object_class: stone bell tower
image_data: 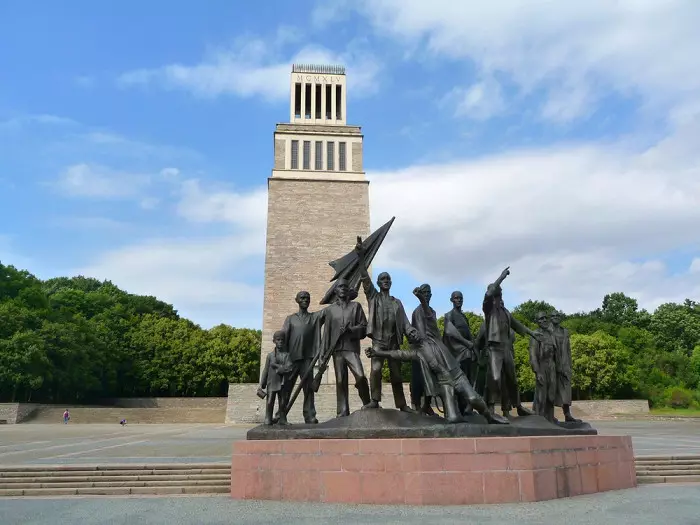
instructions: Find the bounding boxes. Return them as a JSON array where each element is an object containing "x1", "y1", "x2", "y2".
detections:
[{"x1": 260, "y1": 64, "x2": 371, "y2": 383}]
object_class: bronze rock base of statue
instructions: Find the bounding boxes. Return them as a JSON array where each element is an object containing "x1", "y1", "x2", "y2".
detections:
[{"x1": 246, "y1": 407, "x2": 596, "y2": 440}]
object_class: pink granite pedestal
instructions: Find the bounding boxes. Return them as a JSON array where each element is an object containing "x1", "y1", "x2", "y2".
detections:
[{"x1": 231, "y1": 435, "x2": 636, "y2": 505}]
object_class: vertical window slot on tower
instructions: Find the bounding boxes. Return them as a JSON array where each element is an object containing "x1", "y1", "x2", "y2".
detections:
[
  {"x1": 315, "y1": 141, "x2": 323, "y2": 170},
  {"x1": 315, "y1": 84, "x2": 322, "y2": 119},
  {"x1": 325, "y1": 85, "x2": 332, "y2": 119},
  {"x1": 294, "y1": 83, "x2": 302, "y2": 119},
  {"x1": 327, "y1": 142, "x2": 334, "y2": 171},
  {"x1": 304, "y1": 84, "x2": 312, "y2": 119},
  {"x1": 303, "y1": 141, "x2": 310, "y2": 170},
  {"x1": 291, "y1": 140, "x2": 299, "y2": 169},
  {"x1": 339, "y1": 142, "x2": 346, "y2": 171},
  {"x1": 336, "y1": 85, "x2": 342, "y2": 120}
]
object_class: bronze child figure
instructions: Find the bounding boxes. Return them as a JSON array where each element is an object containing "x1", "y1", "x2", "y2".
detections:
[{"x1": 258, "y1": 330, "x2": 294, "y2": 426}]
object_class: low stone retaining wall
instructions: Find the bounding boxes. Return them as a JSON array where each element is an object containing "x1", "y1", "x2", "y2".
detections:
[
  {"x1": 0, "y1": 403, "x2": 39, "y2": 424},
  {"x1": 226, "y1": 384, "x2": 649, "y2": 424}
]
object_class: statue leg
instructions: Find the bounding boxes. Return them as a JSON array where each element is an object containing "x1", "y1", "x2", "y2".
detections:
[
  {"x1": 278, "y1": 360, "x2": 301, "y2": 422},
  {"x1": 454, "y1": 374, "x2": 509, "y2": 424},
  {"x1": 345, "y1": 351, "x2": 371, "y2": 407},
  {"x1": 388, "y1": 357, "x2": 411, "y2": 411},
  {"x1": 486, "y1": 345, "x2": 504, "y2": 412},
  {"x1": 301, "y1": 358, "x2": 317, "y2": 424},
  {"x1": 264, "y1": 392, "x2": 276, "y2": 425},
  {"x1": 333, "y1": 352, "x2": 350, "y2": 417},
  {"x1": 277, "y1": 389, "x2": 289, "y2": 425},
  {"x1": 458, "y1": 360, "x2": 472, "y2": 414},
  {"x1": 367, "y1": 353, "x2": 384, "y2": 408},
  {"x1": 410, "y1": 360, "x2": 423, "y2": 409},
  {"x1": 440, "y1": 384, "x2": 461, "y2": 423},
  {"x1": 503, "y1": 347, "x2": 533, "y2": 416}
]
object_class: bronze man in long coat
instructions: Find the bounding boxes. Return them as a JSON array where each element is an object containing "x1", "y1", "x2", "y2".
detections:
[
  {"x1": 356, "y1": 241, "x2": 414, "y2": 412},
  {"x1": 319, "y1": 278, "x2": 371, "y2": 417},
  {"x1": 280, "y1": 291, "x2": 325, "y2": 424},
  {"x1": 482, "y1": 267, "x2": 539, "y2": 417},
  {"x1": 551, "y1": 311, "x2": 580, "y2": 422}
]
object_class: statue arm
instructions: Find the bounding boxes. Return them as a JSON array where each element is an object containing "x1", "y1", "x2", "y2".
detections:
[
  {"x1": 528, "y1": 337, "x2": 540, "y2": 379},
  {"x1": 360, "y1": 273, "x2": 378, "y2": 302},
  {"x1": 444, "y1": 316, "x2": 474, "y2": 348},
  {"x1": 511, "y1": 314, "x2": 536, "y2": 338},
  {"x1": 412, "y1": 309, "x2": 427, "y2": 340},
  {"x1": 348, "y1": 304, "x2": 368, "y2": 339},
  {"x1": 372, "y1": 348, "x2": 419, "y2": 361},
  {"x1": 259, "y1": 354, "x2": 271, "y2": 389}
]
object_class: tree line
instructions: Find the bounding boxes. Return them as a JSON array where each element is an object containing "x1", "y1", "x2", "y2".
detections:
[
  {"x1": 0, "y1": 262, "x2": 260, "y2": 403},
  {"x1": 2, "y1": 260, "x2": 699, "y2": 408}
]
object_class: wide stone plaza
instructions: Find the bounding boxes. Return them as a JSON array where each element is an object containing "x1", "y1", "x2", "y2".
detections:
[
  {"x1": 1, "y1": 420, "x2": 699, "y2": 466},
  {"x1": 0, "y1": 420, "x2": 698, "y2": 524}
]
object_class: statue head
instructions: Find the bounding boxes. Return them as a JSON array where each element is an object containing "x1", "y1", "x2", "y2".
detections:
[
  {"x1": 450, "y1": 290, "x2": 463, "y2": 309},
  {"x1": 413, "y1": 283, "x2": 432, "y2": 304},
  {"x1": 535, "y1": 311, "x2": 549, "y2": 330},
  {"x1": 272, "y1": 330, "x2": 286, "y2": 351},
  {"x1": 295, "y1": 291, "x2": 311, "y2": 310},
  {"x1": 550, "y1": 311, "x2": 562, "y2": 326},
  {"x1": 335, "y1": 278, "x2": 350, "y2": 300},
  {"x1": 406, "y1": 326, "x2": 422, "y2": 345},
  {"x1": 376, "y1": 271, "x2": 392, "y2": 292}
]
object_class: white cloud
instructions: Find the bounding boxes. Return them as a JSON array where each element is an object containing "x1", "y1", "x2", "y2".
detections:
[
  {"x1": 77, "y1": 233, "x2": 265, "y2": 328},
  {"x1": 367, "y1": 120, "x2": 700, "y2": 313},
  {"x1": 0, "y1": 114, "x2": 79, "y2": 129},
  {"x1": 333, "y1": 0, "x2": 700, "y2": 123},
  {"x1": 443, "y1": 77, "x2": 505, "y2": 120},
  {"x1": 75, "y1": 179, "x2": 268, "y2": 328},
  {"x1": 117, "y1": 33, "x2": 381, "y2": 101},
  {"x1": 51, "y1": 216, "x2": 128, "y2": 231},
  {"x1": 55, "y1": 163, "x2": 151, "y2": 199},
  {"x1": 175, "y1": 179, "x2": 267, "y2": 230}
]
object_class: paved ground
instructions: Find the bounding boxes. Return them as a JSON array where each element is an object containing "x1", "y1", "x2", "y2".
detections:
[
  {"x1": 0, "y1": 484, "x2": 698, "y2": 524},
  {"x1": 595, "y1": 419, "x2": 700, "y2": 456},
  {"x1": 0, "y1": 424, "x2": 248, "y2": 465},
  {"x1": 1, "y1": 419, "x2": 699, "y2": 465}
]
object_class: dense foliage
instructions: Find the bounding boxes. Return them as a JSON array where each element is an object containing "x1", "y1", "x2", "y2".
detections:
[
  {"x1": 2, "y1": 260, "x2": 699, "y2": 409},
  {"x1": 0, "y1": 262, "x2": 260, "y2": 403}
]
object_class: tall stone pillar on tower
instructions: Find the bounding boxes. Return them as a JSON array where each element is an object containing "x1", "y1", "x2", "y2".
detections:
[{"x1": 261, "y1": 64, "x2": 371, "y2": 384}]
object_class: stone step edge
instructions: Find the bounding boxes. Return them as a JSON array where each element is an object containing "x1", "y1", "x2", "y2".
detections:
[
  {"x1": 635, "y1": 455, "x2": 700, "y2": 461},
  {"x1": 636, "y1": 470, "x2": 700, "y2": 476},
  {"x1": 0, "y1": 486, "x2": 230, "y2": 497},
  {"x1": 0, "y1": 463, "x2": 231, "y2": 472},
  {"x1": 0, "y1": 470, "x2": 230, "y2": 478},
  {"x1": 637, "y1": 475, "x2": 700, "y2": 484},
  {"x1": 0, "y1": 480, "x2": 231, "y2": 490},
  {"x1": 0, "y1": 475, "x2": 231, "y2": 483}
]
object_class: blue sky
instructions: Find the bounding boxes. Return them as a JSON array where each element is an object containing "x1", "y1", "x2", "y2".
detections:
[{"x1": 1, "y1": 1, "x2": 699, "y2": 329}]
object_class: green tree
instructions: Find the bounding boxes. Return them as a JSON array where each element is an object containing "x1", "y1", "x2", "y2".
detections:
[{"x1": 570, "y1": 331, "x2": 637, "y2": 399}]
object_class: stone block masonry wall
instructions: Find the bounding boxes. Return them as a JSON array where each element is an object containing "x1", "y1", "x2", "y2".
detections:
[
  {"x1": 261, "y1": 177, "x2": 371, "y2": 384},
  {"x1": 351, "y1": 142, "x2": 363, "y2": 172},
  {"x1": 274, "y1": 139, "x2": 285, "y2": 169},
  {"x1": 0, "y1": 403, "x2": 39, "y2": 423}
]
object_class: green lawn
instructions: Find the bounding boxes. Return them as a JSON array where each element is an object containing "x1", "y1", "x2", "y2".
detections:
[{"x1": 650, "y1": 407, "x2": 700, "y2": 417}]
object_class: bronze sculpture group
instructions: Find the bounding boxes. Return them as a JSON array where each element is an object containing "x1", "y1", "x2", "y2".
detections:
[{"x1": 257, "y1": 221, "x2": 579, "y2": 427}]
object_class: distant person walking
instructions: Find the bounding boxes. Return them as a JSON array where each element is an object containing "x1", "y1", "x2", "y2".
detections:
[{"x1": 63, "y1": 410, "x2": 70, "y2": 424}]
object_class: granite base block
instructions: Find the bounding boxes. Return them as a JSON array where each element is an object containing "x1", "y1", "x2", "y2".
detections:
[{"x1": 231, "y1": 434, "x2": 636, "y2": 505}]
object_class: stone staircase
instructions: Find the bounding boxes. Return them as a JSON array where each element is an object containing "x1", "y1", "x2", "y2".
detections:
[
  {"x1": 0, "y1": 463, "x2": 231, "y2": 497},
  {"x1": 635, "y1": 455, "x2": 700, "y2": 484},
  {"x1": 24, "y1": 406, "x2": 225, "y2": 424}
]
